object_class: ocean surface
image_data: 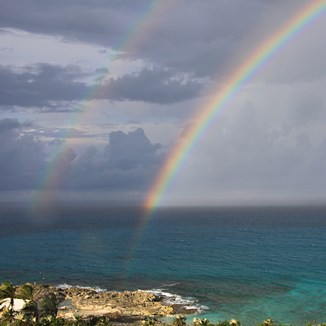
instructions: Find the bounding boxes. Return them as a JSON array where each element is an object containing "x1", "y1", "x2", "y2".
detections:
[{"x1": 0, "y1": 204, "x2": 326, "y2": 325}]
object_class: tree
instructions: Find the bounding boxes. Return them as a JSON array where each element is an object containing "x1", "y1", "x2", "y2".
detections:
[
  {"x1": 193, "y1": 318, "x2": 214, "y2": 326},
  {"x1": 39, "y1": 293, "x2": 58, "y2": 319},
  {"x1": 0, "y1": 281, "x2": 16, "y2": 323},
  {"x1": 173, "y1": 315, "x2": 187, "y2": 326},
  {"x1": 16, "y1": 283, "x2": 39, "y2": 323}
]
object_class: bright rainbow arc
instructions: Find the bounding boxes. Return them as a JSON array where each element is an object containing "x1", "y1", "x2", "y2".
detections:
[
  {"x1": 30, "y1": 0, "x2": 178, "y2": 213},
  {"x1": 144, "y1": 1, "x2": 326, "y2": 216}
]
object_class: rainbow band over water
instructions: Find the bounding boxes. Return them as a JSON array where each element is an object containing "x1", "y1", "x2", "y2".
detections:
[
  {"x1": 31, "y1": 0, "x2": 179, "y2": 213},
  {"x1": 144, "y1": 1, "x2": 326, "y2": 215}
]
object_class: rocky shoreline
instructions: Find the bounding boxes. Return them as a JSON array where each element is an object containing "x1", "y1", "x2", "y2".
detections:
[
  {"x1": 2, "y1": 282, "x2": 326, "y2": 325},
  {"x1": 1, "y1": 283, "x2": 198, "y2": 324},
  {"x1": 59, "y1": 286, "x2": 175, "y2": 320}
]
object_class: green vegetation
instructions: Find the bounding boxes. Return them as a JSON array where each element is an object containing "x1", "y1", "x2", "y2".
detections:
[
  {"x1": 1, "y1": 282, "x2": 326, "y2": 326},
  {"x1": 193, "y1": 317, "x2": 215, "y2": 326},
  {"x1": 173, "y1": 315, "x2": 187, "y2": 326},
  {"x1": 142, "y1": 316, "x2": 158, "y2": 326},
  {"x1": 0, "y1": 316, "x2": 112, "y2": 326},
  {"x1": 0, "y1": 281, "x2": 16, "y2": 323}
]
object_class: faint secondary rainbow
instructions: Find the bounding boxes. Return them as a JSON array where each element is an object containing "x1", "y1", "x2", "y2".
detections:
[
  {"x1": 144, "y1": 1, "x2": 326, "y2": 216},
  {"x1": 30, "y1": 0, "x2": 178, "y2": 213}
]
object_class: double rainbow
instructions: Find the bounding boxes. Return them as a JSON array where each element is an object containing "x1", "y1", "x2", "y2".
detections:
[
  {"x1": 144, "y1": 1, "x2": 326, "y2": 216},
  {"x1": 31, "y1": 0, "x2": 178, "y2": 212},
  {"x1": 31, "y1": 1, "x2": 326, "y2": 217}
]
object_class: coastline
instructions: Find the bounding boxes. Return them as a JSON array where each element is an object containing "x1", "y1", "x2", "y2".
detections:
[
  {"x1": 1, "y1": 282, "x2": 326, "y2": 325},
  {"x1": 1, "y1": 208, "x2": 326, "y2": 325},
  {"x1": 0, "y1": 282, "x2": 201, "y2": 325}
]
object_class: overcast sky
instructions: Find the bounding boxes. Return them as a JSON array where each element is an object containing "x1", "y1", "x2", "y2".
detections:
[{"x1": 0, "y1": 0, "x2": 326, "y2": 207}]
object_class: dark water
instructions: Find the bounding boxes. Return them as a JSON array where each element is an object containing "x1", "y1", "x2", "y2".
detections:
[{"x1": 0, "y1": 205, "x2": 326, "y2": 325}]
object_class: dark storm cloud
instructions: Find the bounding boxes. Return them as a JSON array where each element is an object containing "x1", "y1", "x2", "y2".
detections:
[
  {"x1": 0, "y1": 64, "x2": 88, "y2": 108},
  {"x1": 2, "y1": 0, "x2": 320, "y2": 85},
  {"x1": 0, "y1": 120, "x2": 163, "y2": 192},
  {"x1": 0, "y1": 64, "x2": 201, "y2": 108},
  {"x1": 99, "y1": 68, "x2": 202, "y2": 104},
  {"x1": 0, "y1": 118, "x2": 21, "y2": 131},
  {"x1": 66, "y1": 128, "x2": 164, "y2": 190},
  {"x1": 131, "y1": 0, "x2": 269, "y2": 78},
  {"x1": 0, "y1": 0, "x2": 272, "y2": 78},
  {"x1": 0, "y1": 119, "x2": 46, "y2": 190},
  {"x1": 1, "y1": 0, "x2": 325, "y2": 204},
  {"x1": 0, "y1": 0, "x2": 147, "y2": 47}
]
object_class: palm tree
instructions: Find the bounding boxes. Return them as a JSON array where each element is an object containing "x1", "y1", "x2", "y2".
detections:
[
  {"x1": 142, "y1": 316, "x2": 157, "y2": 326},
  {"x1": 16, "y1": 283, "x2": 34, "y2": 301},
  {"x1": 39, "y1": 293, "x2": 58, "y2": 320},
  {"x1": 16, "y1": 283, "x2": 39, "y2": 323},
  {"x1": 193, "y1": 318, "x2": 214, "y2": 326},
  {"x1": 0, "y1": 281, "x2": 16, "y2": 323},
  {"x1": 173, "y1": 315, "x2": 187, "y2": 326}
]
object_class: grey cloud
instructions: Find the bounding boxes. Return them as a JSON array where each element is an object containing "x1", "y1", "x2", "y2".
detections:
[
  {"x1": 0, "y1": 1, "x2": 146, "y2": 47},
  {"x1": 40, "y1": 147, "x2": 78, "y2": 190},
  {"x1": 66, "y1": 128, "x2": 164, "y2": 190},
  {"x1": 0, "y1": 118, "x2": 21, "y2": 131},
  {"x1": 0, "y1": 64, "x2": 201, "y2": 109},
  {"x1": 0, "y1": 64, "x2": 88, "y2": 108},
  {"x1": 0, "y1": 47, "x2": 13, "y2": 52},
  {"x1": 0, "y1": 120, "x2": 164, "y2": 192},
  {"x1": 1, "y1": 0, "x2": 325, "y2": 204},
  {"x1": 28, "y1": 127, "x2": 104, "y2": 140},
  {"x1": 99, "y1": 68, "x2": 202, "y2": 104},
  {"x1": 0, "y1": 118, "x2": 46, "y2": 190},
  {"x1": 0, "y1": 117, "x2": 34, "y2": 133},
  {"x1": 289, "y1": 96, "x2": 325, "y2": 127},
  {"x1": 47, "y1": 138, "x2": 65, "y2": 147},
  {"x1": 115, "y1": 0, "x2": 272, "y2": 78},
  {"x1": 0, "y1": 0, "x2": 282, "y2": 78},
  {"x1": 168, "y1": 103, "x2": 326, "y2": 204},
  {"x1": 2, "y1": 0, "x2": 322, "y2": 85},
  {"x1": 105, "y1": 128, "x2": 161, "y2": 169}
]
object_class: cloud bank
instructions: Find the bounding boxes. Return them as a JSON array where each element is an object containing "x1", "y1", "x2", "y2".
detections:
[
  {"x1": 0, "y1": 1, "x2": 325, "y2": 205},
  {"x1": 0, "y1": 119, "x2": 164, "y2": 194}
]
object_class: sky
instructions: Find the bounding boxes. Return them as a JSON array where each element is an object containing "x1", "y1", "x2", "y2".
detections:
[{"x1": 0, "y1": 0, "x2": 326, "y2": 207}]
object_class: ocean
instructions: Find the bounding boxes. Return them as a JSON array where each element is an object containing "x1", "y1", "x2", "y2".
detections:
[{"x1": 0, "y1": 204, "x2": 325, "y2": 325}]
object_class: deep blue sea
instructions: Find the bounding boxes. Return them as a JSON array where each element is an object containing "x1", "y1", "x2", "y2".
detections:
[{"x1": 0, "y1": 204, "x2": 326, "y2": 325}]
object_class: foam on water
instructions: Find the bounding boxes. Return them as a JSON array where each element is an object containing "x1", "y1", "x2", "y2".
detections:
[
  {"x1": 1, "y1": 207, "x2": 325, "y2": 325},
  {"x1": 57, "y1": 283, "x2": 106, "y2": 293},
  {"x1": 146, "y1": 288, "x2": 208, "y2": 313}
]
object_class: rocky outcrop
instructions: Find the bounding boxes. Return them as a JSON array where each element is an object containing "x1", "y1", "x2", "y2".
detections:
[
  {"x1": 16, "y1": 283, "x2": 65, "y2": 303},
  {"x1": 3, "y1": 283, "x2": 180, "y2": 323},
  {"x1": 59, "y1": 287, "x2": 175, "y2": 321}
]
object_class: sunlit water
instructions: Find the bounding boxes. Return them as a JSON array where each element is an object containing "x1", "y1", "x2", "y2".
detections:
[{"x1": 1, "y1": 206, "x2": 325, "y2": 325}]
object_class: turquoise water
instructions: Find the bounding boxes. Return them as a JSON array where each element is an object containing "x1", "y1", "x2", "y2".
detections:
[{"x1": 0, "y1": 206, "x2": 325, "y2": 325}]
